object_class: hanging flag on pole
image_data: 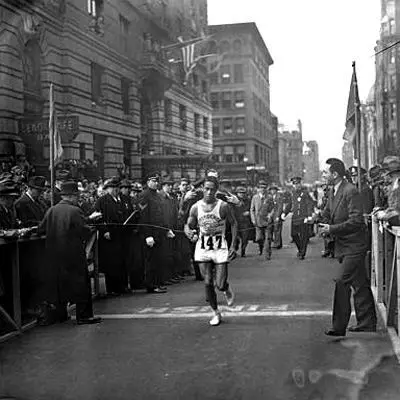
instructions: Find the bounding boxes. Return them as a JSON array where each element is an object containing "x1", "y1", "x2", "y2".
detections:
[
  {"x1": 49, "y1": 83, "x2": 63, "y2": 165},
  {"x1": 343, "y1": 63, "x2": 360, "y2": 159},
  {"x1": 181, "y1": 41, "x2": 196, "y2": 74}
]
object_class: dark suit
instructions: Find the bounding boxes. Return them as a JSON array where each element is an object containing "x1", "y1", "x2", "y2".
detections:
[
  {"x1": 290, "y1": 189, "x2": 314, "y2": 258},
  {"x1": 138, "y1": 188, "x2": 165, "y2": 290},
  {"x1": 270, "y1": 193, "x2": 284, "y2": 248},
  {"x1": 320, "y1": 180, "x2": 376, "y2": 332},
  {"x1": 95, "y1": 194, "x2": 126, "y2": 293},
  {"x1": 15, "y1": 193, "x2": 47, "y2": 227}
]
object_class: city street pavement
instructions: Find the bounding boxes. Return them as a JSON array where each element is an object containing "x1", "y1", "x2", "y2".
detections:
[{"x1": 1, "y1": 221, "x2": 400, "y2": 400}]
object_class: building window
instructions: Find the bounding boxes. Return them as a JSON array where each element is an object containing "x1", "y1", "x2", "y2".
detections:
[
  {"x1": 220, "y1": 65, "x2": 231, "y2": 84},
  {"x1": 201, "y1": 80, "x2": 208, "y2": 98},
  {"x1": 88, "y1": 0, "x2": 103, "y2": 16},
  {"x1": 234, "y1": 91, "x2": 245, "y2": 108},
  {"x1": 223, "y1": 118, "x2": 233, "y2": 135},
  {"x1": 390, "y1": 74, "x2": 396, "y2": 90},
  {"x1": 390, "y1": 102, "x2": 397, "y2": 120},
  {"x1": 179, "y1": 104, "x2": 187, "y2": 130},
  {"x1": 225, "y1": 154, "x2": 233, "y2": 163},
  {"x1": 164, "y1": 98, "x2": 172, "y2": 127},
  {"x1": 253, "y1": 94, "x2": 258, "y2": 114},
  {"x1": 193, "y1": 73, "x2": 199, "y2": 88},
  {"x1": 209, "y1": 41, "x2": 217, "y2": 54},
  {"x1": 119, "y1": 14, "x2": 130, "y2": 52},
  {"x1": 121, "y1": 78, "x2": 130, "y2": 115},
  {"x1": 235, "y1": 117, "x2": 245, "y2": 134},
  {"x1": 91, "y1": 62, "x2": 104, "y2": 104},
  {"x1": 220, "y1": 40, "x2": 231, "y2": 54},
  {"x1": 210, "y1": 72, "x2": 218, "y2": 85},
  {"x1": 123, "y1": 139, "x2": 132, "y2": 168},
  {"x1": 79, "y1": 143, "x2": 86, "y2": 160},
  {"x1": 222, "y1": 92, "x2": 232, "y2": 109},
  {"x1": 211, "y1": 92, "x2": 219, "y2": 109},
  {"x1": 203, "y1": 116, "x2": 209, "y2": 139},
  {"x1": 234, "y1": 64, "x2": 244, "y2": 83},
  {"x1": 194, "y1": 113, "x2": 200, "y2": 136},
  {"x1": 233, "y1": 39, "x2": 242, "y2": 53},
  {"x1": 212, "y1": 119, "x2": 220, "y2": 137}
]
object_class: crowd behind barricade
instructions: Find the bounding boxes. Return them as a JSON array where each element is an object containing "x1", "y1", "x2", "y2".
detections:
[{"x1": 1, "y1": 155, "x2": 400, "y2": 329}]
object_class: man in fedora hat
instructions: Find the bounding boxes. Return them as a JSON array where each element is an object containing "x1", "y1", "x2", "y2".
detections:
[
  {"x1": 0, "y1": 177, "x2": 20, "y2": 230},
  {"x1": 234, "y1": 186, "x2": 252, "y2": 257},
  {"x1": 38, "y1": 181, "x2": 102, "y2": 325},
  {"x1": 95, "y1": 176, "x2": 126, "y2": 295},
  {"x1": 15, "y1": 176, "x2": 48, "y2": 228}
]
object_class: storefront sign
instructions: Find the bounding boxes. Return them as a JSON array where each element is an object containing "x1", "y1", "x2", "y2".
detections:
[{"x1": 18, "y1": 115, "x2": 79, "y2": 143}]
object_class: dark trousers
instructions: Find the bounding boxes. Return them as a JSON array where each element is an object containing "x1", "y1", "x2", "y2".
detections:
[
  {"x1": 235, "y1": 226, "x2": 250, "y2": 256},
  {"x1": 273, "y1": 220, "x2": 283, "y2": 248},
  {"x1": 143, "y1": 240, "x2": 163, "y2": 289},
  {"x1": 129, "y1": 233, "x2": 145, "y2": 289},
  {"x1": 332, "y1": 253, "x2": 377, "y2": 332},
  {"x1": 291, "y1": 223, "x2": 309, "y2": 257},
  {"x1": 256, "y1": 226, "x2": 273, "y2": 257}
]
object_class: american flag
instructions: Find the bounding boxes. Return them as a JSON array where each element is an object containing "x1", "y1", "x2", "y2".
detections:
[
  {"x1": 49, "y1": 83, "x2": 63, "y2": 165},
  {"x1": 343, "y1": 66, "x2": 360, "y2": 159},
  {"x1": 181, "y1": 42, "x2": 196, "y2": 74}
]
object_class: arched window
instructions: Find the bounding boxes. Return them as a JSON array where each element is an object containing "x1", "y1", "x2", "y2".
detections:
[
  {"x1": 209, "y1": 40, "x2": 217, "y2": 54},
  {"x1": 220, "y1": 40, "x2": 230, "y2": 54},
  {"x1": 233, "y1": 39, "x2": 242, "y2": 53},
  {"x1": 23, "y1": 39, "x2": 42, "y2": 96}
]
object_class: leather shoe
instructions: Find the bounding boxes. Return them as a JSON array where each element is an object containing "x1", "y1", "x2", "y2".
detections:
[
  {"x1": 77, "y1": 317, "x2": 102, "y2": 325},
  {"x1": 324, "y1": 329, "x2": 346, "y2": 337},
  {"x1": 348, "y1": 325, "x2": 376, "y2": 333}
]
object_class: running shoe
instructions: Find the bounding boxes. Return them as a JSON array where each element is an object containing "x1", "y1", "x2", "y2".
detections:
[
  {"x1": 224, "y1": 287, "x2": 235, "y2": 307},
  {"x1": 209, "y1": 312, "x2": 221, "y2": 326}
]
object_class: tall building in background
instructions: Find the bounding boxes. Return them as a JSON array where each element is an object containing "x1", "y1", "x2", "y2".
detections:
[
  {"x1": 374, "y1": 0, "x2": 400, "y2": 162},
  {"x1": 303, "y1": 141, "x2": 320, "y2": 184},
  {"x1": 0, "y1": 0, "x2": 212, "y2": 179},
  {"x1": 278, "y1": 120, "x2": 303, "y2": 183},
  {"x1": 208, "y1": 22, "x2": 275, "y2": 185}
]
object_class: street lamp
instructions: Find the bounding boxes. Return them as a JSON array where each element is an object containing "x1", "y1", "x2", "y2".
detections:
[{"x1": 243, "y1": 156, "x2": 249, "y2": 187}]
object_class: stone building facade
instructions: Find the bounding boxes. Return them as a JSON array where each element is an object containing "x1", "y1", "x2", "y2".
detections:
[
  {"x1": 302, "y1": 140, "x2": 320, "y2": 185},
  {"x1": 0, "y1": 0, "x2": 212, "y2": 180},
  {"x1": 373, "y1": 0, "x2": 400, "y2": 162},
  {"x1": 278, "y1": 120, "x2": 304, "y2": 183},
  {"x1": 207, "y1": 22, "x2": 275, "y2": 185}
]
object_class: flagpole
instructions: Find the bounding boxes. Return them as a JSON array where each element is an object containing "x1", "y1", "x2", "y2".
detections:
[
  {"x1": 49, "y1": 84, "x2": 55, "y2": 206},
  {"x1": 352, "y1": 61, "x2": 362, "y2": 193}
]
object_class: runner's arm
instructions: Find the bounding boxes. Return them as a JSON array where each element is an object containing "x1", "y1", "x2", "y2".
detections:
[{"x1": 184, "y1": 203, "x2": 198, "y2": 240}]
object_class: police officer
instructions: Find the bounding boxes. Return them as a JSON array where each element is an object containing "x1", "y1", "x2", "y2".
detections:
[{"x1": 289, "y1": 177, "x2": 314, "y2": 260}]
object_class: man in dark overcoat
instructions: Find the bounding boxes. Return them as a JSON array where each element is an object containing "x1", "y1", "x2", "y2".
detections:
[
  {"x1": 234, "y1": 186, "x2": 252, "y2": 257},
  {"x1": 268, "y1": 184, "x2": 285, "y2": 250},
  {"x1": 159, "y1": 176, "x2": 178, "y2": 284},
  {"x1": 137, "y1": 173, "x2": 168, "y2": 293},
  {"x1": 95, "y1": 177, "x2": 126, "y2": 295},
  {"x1": 38, "y1": 181, "x2": 102, "y2": 325},
  {"x1": 14, "y1": 176, "x2": 49, "y2": 311},
  {"x1": 289, "y1": 177, "x2": 315, "y2": 260},
  {"x1": 15, "y1": 176, "x2": 48, "y2": 227},
  {"x1": 319, "y1": 160, "x2": 376, "y2": 336}
]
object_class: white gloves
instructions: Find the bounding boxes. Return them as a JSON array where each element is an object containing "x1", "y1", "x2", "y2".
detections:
[
  {"x1": 281, "y1": 213, "x2": 286, "y2": 221},
  {"x1": 89, "y1": 211, "x2": 102, "y2": 220},
  {"x1": 166, "y1": 230, "x2": 175, "y2": 239},
  {"x1": 146, "y1": 236, "x2": 155, "y2": 247},
  {"x1": 104, "y1": 232, "x2": 111, "y2": 240}
]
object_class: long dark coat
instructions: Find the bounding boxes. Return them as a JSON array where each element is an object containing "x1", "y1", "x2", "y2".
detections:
[
  {"x1": 290, "y1": 189, "x2": 315, "y2": 227},
  {"x1": 15, "y1": 193, "x2": 48, "y2": 227},
  {"x1": 94, "y1": 193, "x2": 125, "y2": 282},
  {"x1": 38, "y1": 200, "x2": 92, "y2": 304}
]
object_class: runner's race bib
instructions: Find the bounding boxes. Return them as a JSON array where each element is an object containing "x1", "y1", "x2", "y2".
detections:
[{"x1": 200, "y1": 234, "x2": 227, "y2": 250}]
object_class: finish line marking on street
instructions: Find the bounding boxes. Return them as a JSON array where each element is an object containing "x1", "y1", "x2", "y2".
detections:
[{"x1": 95, "y1": 304, "x2": 344, "y2": 319}]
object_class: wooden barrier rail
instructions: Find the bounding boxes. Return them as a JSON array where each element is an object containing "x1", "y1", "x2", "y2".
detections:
[
  {"x1": 0, "y1": 231, "x2": 100, "y2": 342},
  {"x1": 371, "y1": 215, "x2": 400, "y2": 334}
]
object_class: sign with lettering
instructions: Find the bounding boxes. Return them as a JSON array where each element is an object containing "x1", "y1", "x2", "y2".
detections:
[{"x1": 18, "y1": 115, "x2": 79, "y2": 143}]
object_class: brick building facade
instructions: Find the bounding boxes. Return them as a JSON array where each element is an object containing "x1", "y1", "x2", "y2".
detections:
[
  {"x1": 0, "y1": 0, "x2": 212, "y2": 180},
  {"x1": 207, "y1": 22, "x2": 275, "y2": 184}
]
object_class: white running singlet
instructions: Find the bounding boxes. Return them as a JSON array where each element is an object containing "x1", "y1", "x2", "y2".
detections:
[{"x1": 194, "y1": 199, "x2": 229, "y2": 264}]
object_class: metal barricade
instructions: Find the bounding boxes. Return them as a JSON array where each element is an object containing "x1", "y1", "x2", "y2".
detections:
[{"x1": 371, "y1": 215, "x2": 400, "y2": 334}]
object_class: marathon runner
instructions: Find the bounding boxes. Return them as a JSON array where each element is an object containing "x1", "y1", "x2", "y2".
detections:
[{"x1": 185, "y1": 176, "x2": 237, "y2": 326}]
